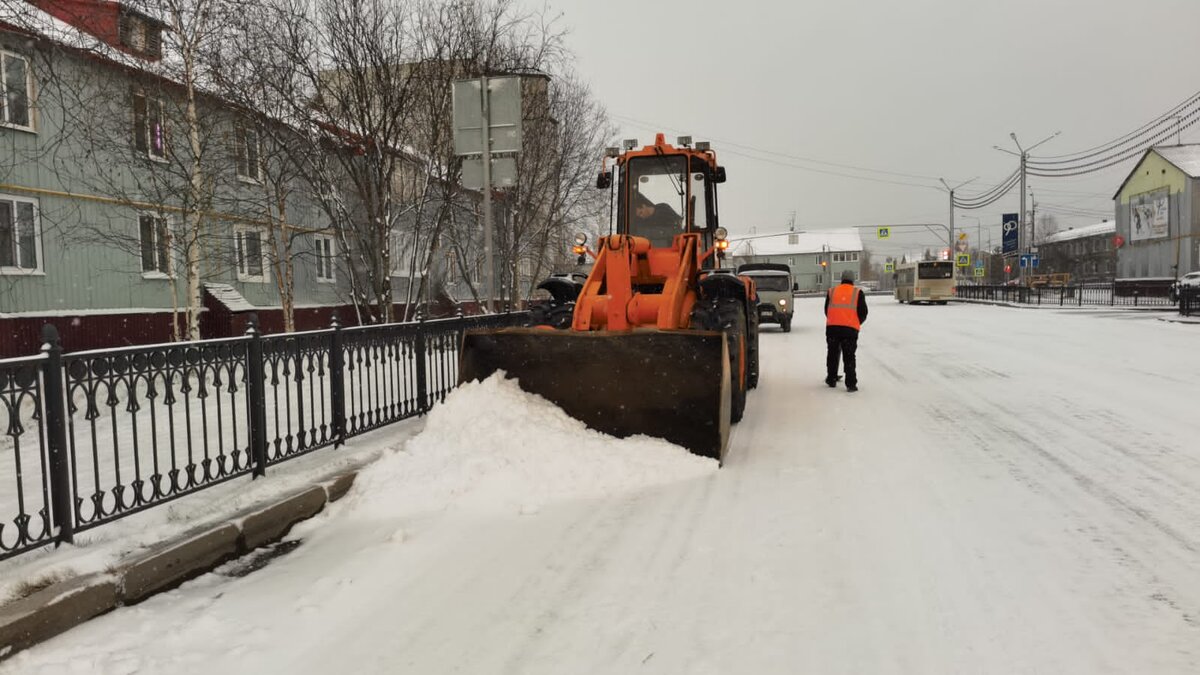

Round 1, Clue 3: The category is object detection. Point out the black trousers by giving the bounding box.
[825,326,859,386]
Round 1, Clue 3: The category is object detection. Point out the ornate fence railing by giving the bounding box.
[955,284,1176,308]
[0,311,526,561]
[1181,286,1200,317]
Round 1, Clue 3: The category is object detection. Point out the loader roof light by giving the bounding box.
[676,135,692,147]
[622,139,639,151]
[604,147,621,158]
[695,141,711,151]
[574,233,588,245]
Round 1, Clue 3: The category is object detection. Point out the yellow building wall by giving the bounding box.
[1118,151,1188,203]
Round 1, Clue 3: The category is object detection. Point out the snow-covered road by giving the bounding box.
[5,299,1200,674]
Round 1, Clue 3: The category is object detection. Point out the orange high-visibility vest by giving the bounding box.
[826,284,861,330]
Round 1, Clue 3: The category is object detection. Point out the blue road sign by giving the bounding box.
[1019,254,1030,269]
[1002,213,1019,255]
[1019,254,1041,269]
[1032,255,1040,269]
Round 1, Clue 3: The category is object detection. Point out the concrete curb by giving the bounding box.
[0,468,361,662]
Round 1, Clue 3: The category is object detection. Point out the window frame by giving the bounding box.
[132,89,167,161]
[235,122,262,182]
[0,50,35,132]
[314,233,336,284]
[0,193,43,275]
[138,212,173,278]
[234,225,269,283]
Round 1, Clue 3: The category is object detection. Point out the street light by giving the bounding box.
[995,131,1060,283]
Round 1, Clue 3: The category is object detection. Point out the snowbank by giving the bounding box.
[340,374,718,519]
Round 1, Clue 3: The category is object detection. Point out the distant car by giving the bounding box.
[1168,271,1200,303]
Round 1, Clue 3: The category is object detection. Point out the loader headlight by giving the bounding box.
[575,233,587,246]
[714,227,728,241]
[778,299,787,306]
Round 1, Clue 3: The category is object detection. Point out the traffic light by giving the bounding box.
[1004,265,1011,274]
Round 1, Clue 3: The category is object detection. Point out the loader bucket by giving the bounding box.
[459,328,731,462]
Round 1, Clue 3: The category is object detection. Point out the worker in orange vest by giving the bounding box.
[824,269,868,392]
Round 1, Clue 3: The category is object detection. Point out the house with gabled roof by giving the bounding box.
[1111,145,1200,284]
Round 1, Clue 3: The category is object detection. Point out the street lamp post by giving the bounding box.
[995,131,1059,284]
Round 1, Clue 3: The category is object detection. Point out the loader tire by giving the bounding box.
[716,299,748,423]
[746,311,760,390]
[527,302,574,329]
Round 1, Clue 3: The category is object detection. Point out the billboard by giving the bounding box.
[1001,213,1019,255]
[1129,187,1169,241]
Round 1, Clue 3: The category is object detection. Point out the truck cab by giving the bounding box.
[736,263,796,332]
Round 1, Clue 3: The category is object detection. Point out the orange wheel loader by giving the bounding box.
[459,135,758,462]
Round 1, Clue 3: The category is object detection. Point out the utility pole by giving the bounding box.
[995,131,1059,283]
[939,176,976,281]
[1028,186,1037,251]
[480,75,495,312]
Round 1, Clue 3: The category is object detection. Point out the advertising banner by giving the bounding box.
[1129,187,1169,241]
[1002,213,1019,255]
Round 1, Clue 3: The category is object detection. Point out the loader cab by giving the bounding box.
[612,140,723,264]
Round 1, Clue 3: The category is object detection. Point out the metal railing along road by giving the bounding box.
[0,311,526,561]
[955,284,1176,308]
[1181,286,1200,317]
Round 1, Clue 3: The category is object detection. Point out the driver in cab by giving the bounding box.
[632,192,681,246]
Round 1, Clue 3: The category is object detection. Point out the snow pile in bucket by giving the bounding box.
[341,373,717,518]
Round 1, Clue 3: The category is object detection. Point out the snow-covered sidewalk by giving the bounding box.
[4,298,1200,674]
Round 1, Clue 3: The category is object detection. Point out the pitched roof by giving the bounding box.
[1041,220,1115,244]
[1154,145,1200,178]
[1111,145,1200,199]
[729,228,863,257]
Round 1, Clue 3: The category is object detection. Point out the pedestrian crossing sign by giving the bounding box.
[973,267,985,277]
[884,262,895,273]
[877,227,890,239]
[955,253,970,267]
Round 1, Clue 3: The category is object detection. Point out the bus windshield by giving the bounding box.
[918,262,954,279]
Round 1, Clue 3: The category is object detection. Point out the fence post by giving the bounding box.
[329,313,347,447]
[41,325,74,546]
[245,314,268,478]
[1133,290,1139,307]
[415,311,429,414]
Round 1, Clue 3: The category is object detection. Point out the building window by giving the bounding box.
[314,234,335,283]
[1,51,32,130]
[119,13,162,59]
[235,123,261,181]
[0,195,40,273]
[235,226,268,282]
[132,91,166,159]
[139,214,170,276]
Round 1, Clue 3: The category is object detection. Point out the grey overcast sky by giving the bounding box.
[540,0,1200,256]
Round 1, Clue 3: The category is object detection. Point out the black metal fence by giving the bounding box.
[1181,287,1200,317]
[0,311,526,561]
[955,284,1176,308]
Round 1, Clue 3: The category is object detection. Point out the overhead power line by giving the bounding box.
[1032,88,1200,162]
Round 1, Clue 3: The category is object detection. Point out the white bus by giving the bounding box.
[894,261,955,304]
